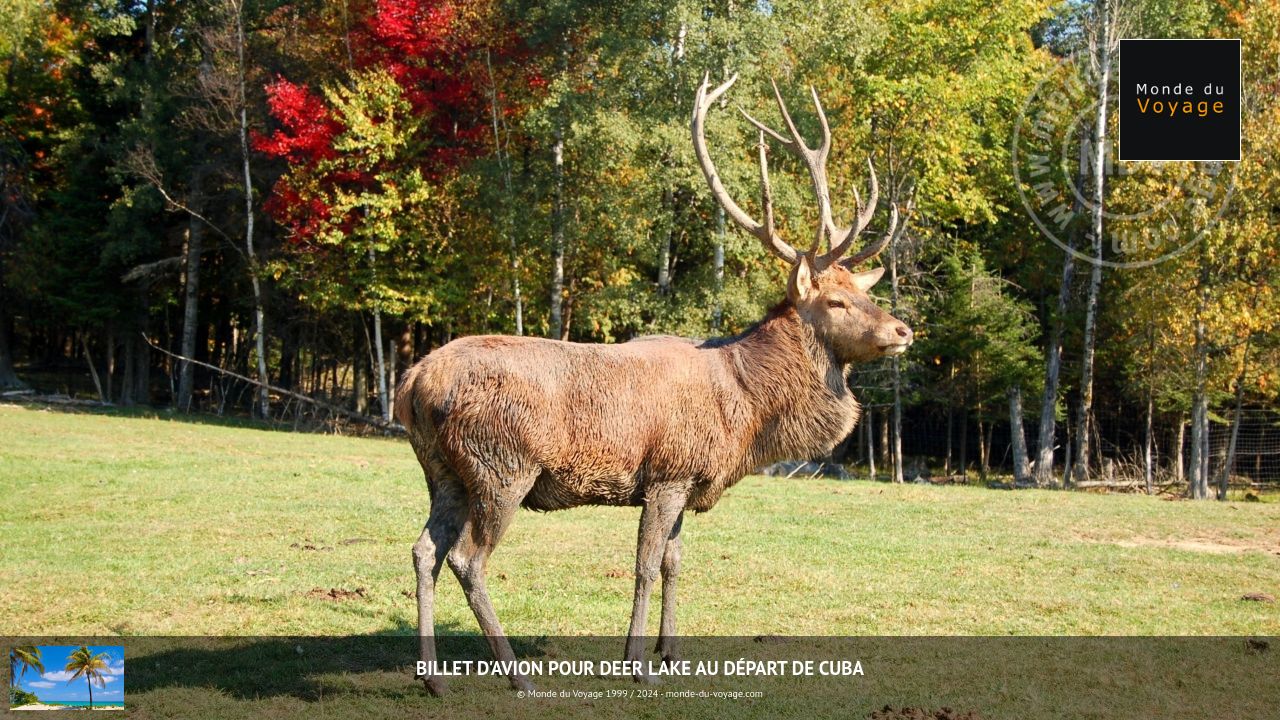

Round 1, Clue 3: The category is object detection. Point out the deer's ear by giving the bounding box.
[849,266,886,293]
[788,256,817,303]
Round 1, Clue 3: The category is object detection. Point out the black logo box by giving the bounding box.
[1119,38,1241,162]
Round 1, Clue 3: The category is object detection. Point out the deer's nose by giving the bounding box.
[896,325,913,342]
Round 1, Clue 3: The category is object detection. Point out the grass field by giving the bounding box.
[2,402,1277,638]
[2,403,1278,718]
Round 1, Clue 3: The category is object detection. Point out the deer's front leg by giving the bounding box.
[625,489,686,683]
[655,511,683,664]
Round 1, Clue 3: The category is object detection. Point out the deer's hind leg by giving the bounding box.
[625,487,688,683]
[654,511,684,664]
[413,459,467,696]
[446,454,539,692]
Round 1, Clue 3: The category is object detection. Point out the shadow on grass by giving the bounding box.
[125,624,549,702]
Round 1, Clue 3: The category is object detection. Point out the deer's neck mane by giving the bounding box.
[708,303,861,474]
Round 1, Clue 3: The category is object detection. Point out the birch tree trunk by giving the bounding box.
[657,184,673,294]
[657,24,685,301]
[485,48,522,335]
[1189,269,1210,499]
[889,221,904,484]
[712,206,725,330]
[549,126,565,339]
[232,0,268,419]
[1186,225,1216,500]
[372,304,389,422]
[1073,0,1113,485]
[865,407,876,480]
[1034,136,1089,487]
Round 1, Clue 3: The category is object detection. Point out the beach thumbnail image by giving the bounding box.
[9,646,124,710]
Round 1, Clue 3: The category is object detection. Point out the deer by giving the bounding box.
[394,73,912,695]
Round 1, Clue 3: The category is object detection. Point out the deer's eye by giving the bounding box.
[826,299,848,310]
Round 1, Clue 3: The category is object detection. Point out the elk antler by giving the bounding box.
[692,73,798,264]
[694,74,887,270]
[842,201,899,268]
[739,80,884,270]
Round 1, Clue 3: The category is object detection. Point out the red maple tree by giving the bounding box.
[255,0,516,245]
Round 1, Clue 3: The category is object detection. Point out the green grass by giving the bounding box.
[1,403,1277,719]
[1,402,1277,637]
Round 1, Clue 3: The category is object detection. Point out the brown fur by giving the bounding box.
[398,261,910,694]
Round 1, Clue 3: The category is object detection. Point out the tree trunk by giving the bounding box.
[1144,326,1156,494]
[387,335,397,419]
[1188,243,1211,499]
[372,307,389,422]
[232,0,268,419]
[657,184,673,294]
[129,296,150,406]
[1174,416,1186,487]
[1217,337,1250,500]
[177,179,205,411]
[1034,259,1073,486]
[879,411,890,472]
[0,304,24,390]
[1034,139,1086,487]
[977,415,988,482]
[484,48,522,335]
[81,333,106,403]
[352,318,367,414]
[1061,422,1073,485]
[1189,377,1208,499]
[1073,0,1112,485]
[105,330,115,402]
[958,409,969,481]
[889,219,905,484]
[121,340,133,406]
[892,359,904,484]
[866,407,876,480]
[548,126,566,339]
[1009,385,1030,484]
[944,403,954,477]
[712,205,725,330]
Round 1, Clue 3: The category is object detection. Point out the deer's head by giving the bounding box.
[692,75,913,364]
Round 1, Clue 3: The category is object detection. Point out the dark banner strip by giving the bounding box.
[5,636,1276,719]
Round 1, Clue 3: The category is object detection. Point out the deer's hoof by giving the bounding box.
[633,672,662,685]
[510,675,536,693]
[422,675,448,697]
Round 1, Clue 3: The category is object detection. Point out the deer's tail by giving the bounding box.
[394,360,427,433]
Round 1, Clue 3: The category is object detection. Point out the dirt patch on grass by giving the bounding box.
[307,587,368,601]
[1078,533,1278,555]
[869,706,982,720]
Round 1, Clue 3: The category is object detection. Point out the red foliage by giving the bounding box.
[256,0,510,244]
[256,78,341,163]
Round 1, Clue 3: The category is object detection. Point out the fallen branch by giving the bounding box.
[142,334,402,433]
